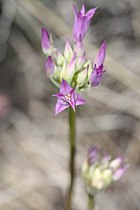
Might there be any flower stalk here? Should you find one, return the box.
[87,194,95,210]
[66,107,76,210]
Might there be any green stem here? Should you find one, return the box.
[66,107,76,210]
[87,194,95,210]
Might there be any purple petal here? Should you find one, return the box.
[80,4,85,16]
[60,79,74,94]
[55,98,69,116]
[41,27,51,53]
[73,4,87,43]
[90,64,105,86]
[94,41,106,68]
[45,56,54,76]
[73,4,79,17]
[75,93,86,106]
[52,93,64,98]
[73,13,83,43]
[85,7,97,20]
[80,7,97,40]
[69,95,76,111]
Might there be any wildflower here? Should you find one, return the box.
[90,41,106,86]
[53,79,86,115]
[82,145,128,194]
[73,4,97,44]
[41,4,107,115]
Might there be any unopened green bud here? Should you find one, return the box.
[57,51,65,66]
[64,39,74,62]
[77,67,88,85]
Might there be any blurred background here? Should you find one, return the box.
[0,0,140,209]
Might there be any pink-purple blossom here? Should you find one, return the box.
[45,56,55,75]
[90,41,106,86]
[41,27,51,54]
[53,79,86,115]
[82,145,128,192]
[73,4,97,44]
[41,4,108,115]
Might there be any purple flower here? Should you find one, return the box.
[90,41,107,86]
[41,27,51,54]
[73,4,97,44]
[45,56,54,76]
[53,79,86,116]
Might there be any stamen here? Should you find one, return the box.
[65,94,71,101]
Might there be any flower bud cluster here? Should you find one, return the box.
[41,4,106,91]
[41,4,107,114]
[82,146,128,194]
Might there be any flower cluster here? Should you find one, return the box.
[41,4,107,115]
[82,146,128,194]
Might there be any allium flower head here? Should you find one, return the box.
[82,145,128,194]
[53,79,86,115]
[41,4,107,115]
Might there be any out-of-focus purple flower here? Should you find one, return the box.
[90,41,106,86]
[53,79,86,115]
[73,4,97,44]
[82,145,128,193]
[41,27,51,54]
[45,56,54,76]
